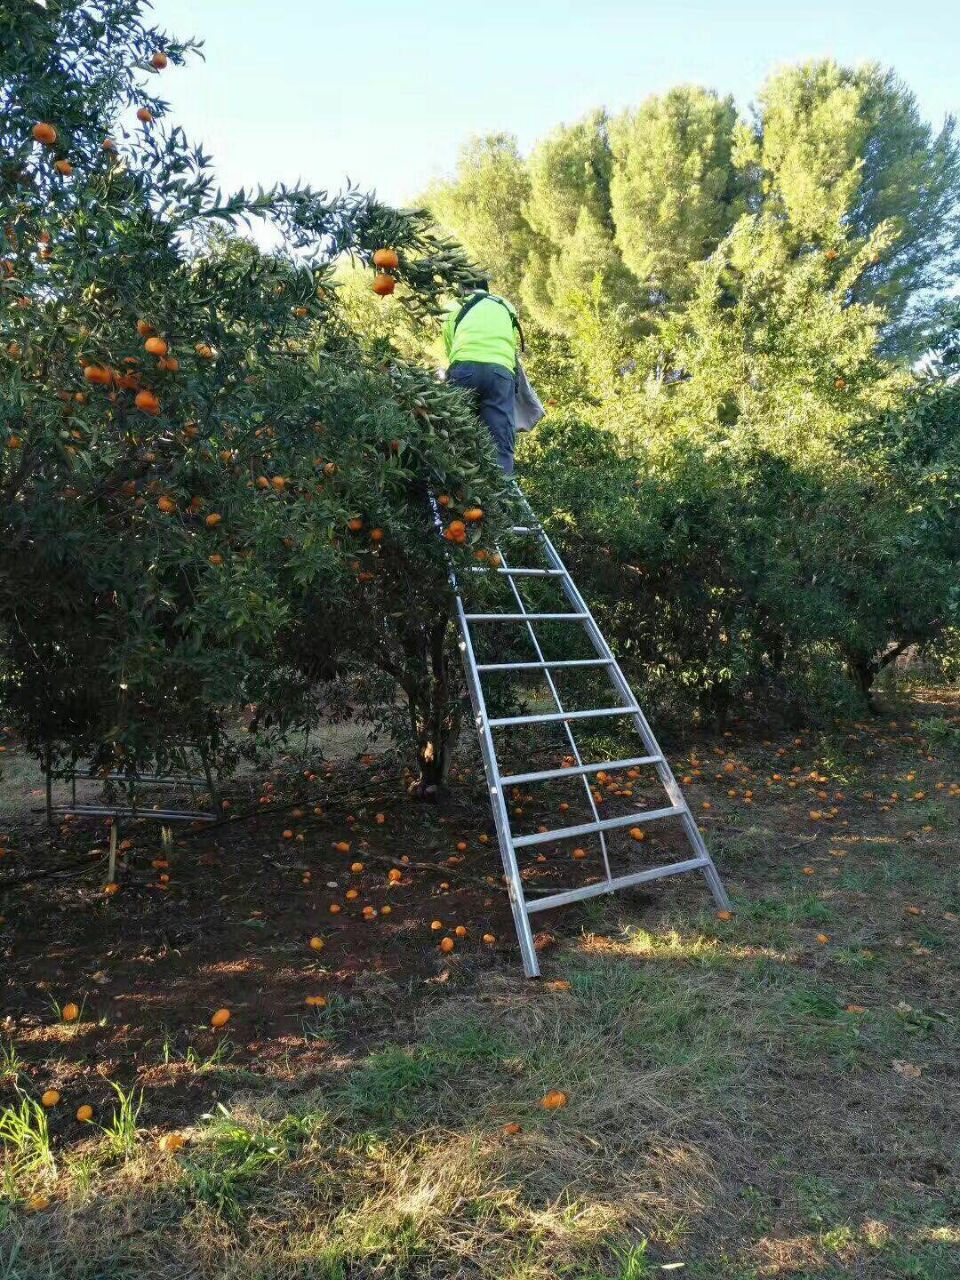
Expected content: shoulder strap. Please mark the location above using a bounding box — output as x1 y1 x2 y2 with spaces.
452 293 525 352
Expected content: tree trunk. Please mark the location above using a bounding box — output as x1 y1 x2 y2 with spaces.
407 618 463 799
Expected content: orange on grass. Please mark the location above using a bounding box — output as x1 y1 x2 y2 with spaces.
32 122 58 146
309 936 325 951
439 937 455 953
372 273 395 297
210 1007 231 1028
305 995 327 1007
541 1090 568 1110
61 1002 79 1022
76 1104 94 1122
715 909 733 922
208 554 224 566
430 919 443 931
158 1132 185 1152
482 933 496 944
41 1089 60 1108
205 513 222 527
103 881 120 896
372 248 399 270
502 1122 522 1135
27 1194 50 1211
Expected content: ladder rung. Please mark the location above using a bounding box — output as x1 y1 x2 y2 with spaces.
512 804 684 848
476 658 611 673
501 754 662 786
464 612 588 623
489 705 639 729
509 525 540 533
525 856 708 914
467 567 565 577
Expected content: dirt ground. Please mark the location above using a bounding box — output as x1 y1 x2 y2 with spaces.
1 689 959 1278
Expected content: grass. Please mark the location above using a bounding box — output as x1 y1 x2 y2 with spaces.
2 702 960 1277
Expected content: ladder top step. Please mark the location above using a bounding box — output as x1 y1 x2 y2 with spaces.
512 804 685 848
466 567 564 577
500 754 663 786
489 705 640 729
464 612 588 623
476 658 612 673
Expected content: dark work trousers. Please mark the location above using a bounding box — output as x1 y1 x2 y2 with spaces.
448 361 516 475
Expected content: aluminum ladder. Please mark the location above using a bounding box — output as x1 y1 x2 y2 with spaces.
442 486 730 978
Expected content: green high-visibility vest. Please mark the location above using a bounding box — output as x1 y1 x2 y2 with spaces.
443 292 520 373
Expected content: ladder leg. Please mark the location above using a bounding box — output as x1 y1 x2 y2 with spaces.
454 599 541 978
680 810 731 910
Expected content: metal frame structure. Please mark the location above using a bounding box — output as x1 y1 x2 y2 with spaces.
43 767 217 883
440 487 730 978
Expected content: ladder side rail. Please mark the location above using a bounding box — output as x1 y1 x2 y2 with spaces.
534 518 731 910
428 492 543 976
450 591 543 976
496 543 615 886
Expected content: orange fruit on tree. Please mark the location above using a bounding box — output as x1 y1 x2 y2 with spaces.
135 389 160 415
157 496 176 514
463 508 484 522
83 364 112 385
61 1002 79 1022
136 107 154 123
210 1007 231 1028
372 248 399 270
205 513 222 527
54 159 73 176
370 528 384 543
143 336 168 356
208 554 223 566
271 476 286 490
347 517 363 532
151 51 168 69
76 1104 94 1122
372 273 395 297
136 319 155 337
195 342 214 359
32 122 58 146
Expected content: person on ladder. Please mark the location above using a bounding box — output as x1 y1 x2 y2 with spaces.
443 279 522 476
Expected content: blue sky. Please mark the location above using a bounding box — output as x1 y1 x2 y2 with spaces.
153 0 959 208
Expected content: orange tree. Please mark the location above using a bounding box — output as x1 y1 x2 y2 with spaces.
0 0 510 790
